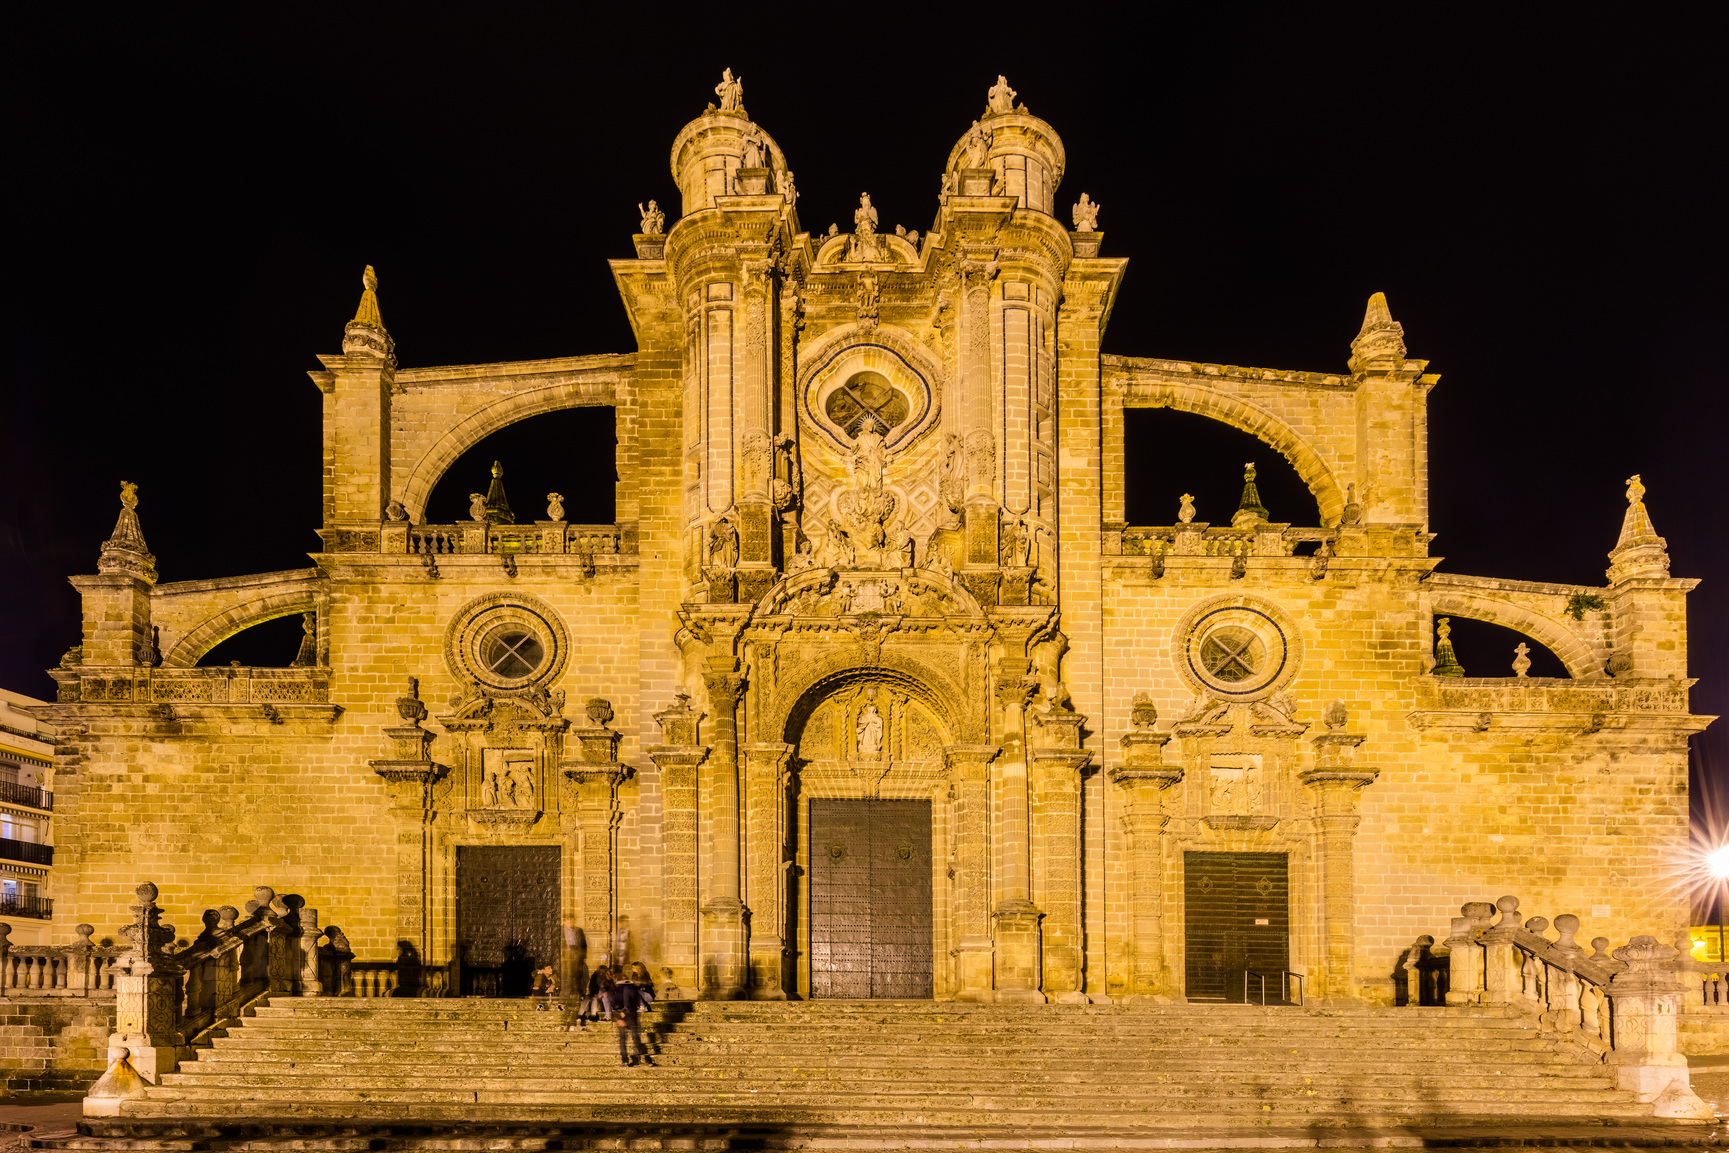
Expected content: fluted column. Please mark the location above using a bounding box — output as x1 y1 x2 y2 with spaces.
648 694 709 994
945 744 999 1002
700 663 747 998
743 741 793 998
1029 707 1090 1003
1302 727 1375 1002
1108 712 1179 999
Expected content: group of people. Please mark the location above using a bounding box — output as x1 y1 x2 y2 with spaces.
533 959 657 1066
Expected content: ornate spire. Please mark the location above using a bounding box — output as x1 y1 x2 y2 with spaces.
1607 473 1670 583
98 481 157 580
341 265 395 365
1431 617 1466 678
1231 462 1269 528
483 460 515 525
1348 291 1407 374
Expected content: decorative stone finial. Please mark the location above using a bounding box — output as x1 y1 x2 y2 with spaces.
1323 700 1348 731
396 677 428 725
585 698 615 728
1340 482 1363 527
1512 643 1531 678
638 200 665 236
1072 194 1100 232
1607 472 1670 582
714 68 744 113
1130 692 1158 731
1178 494 1196 524
341 265 395 363
483 461 514 525
1347 291 1407 374
1432 617 1466 678
98 480 158 580
986 75 1017 115
1231 463 1269 528
546 493 565 521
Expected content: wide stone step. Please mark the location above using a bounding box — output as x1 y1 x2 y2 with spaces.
182 1049 1606 1076
111 1092 1659 1127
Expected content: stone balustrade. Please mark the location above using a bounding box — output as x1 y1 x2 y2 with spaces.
0 923 127 997
1436 894 1712 1119
403 522 632 557
1111 524 1336 559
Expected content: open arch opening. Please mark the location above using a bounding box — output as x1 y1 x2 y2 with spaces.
419 407 616 526
1124 408 1322 527
194 612 310 668
1437 615 1571 679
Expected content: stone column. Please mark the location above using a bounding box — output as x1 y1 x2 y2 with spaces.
735 257 778 604
1301 727 1375 1002
700 663 747 999
945 745 999 1002
105 883 190 1086
1029 708 1090 1003
957 257 1000 576
368 685 449 964
992 672 1044 1003
1605 937 1713 1117
1478 895 1526 1004
1442 902 1495 1005
648 694 709 995
743 742 793 999
1108 702 1179 999
561 698 627 990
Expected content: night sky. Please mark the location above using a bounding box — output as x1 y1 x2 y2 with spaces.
2 11 1723 813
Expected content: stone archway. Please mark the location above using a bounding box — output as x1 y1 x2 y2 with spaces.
767 670 958 1000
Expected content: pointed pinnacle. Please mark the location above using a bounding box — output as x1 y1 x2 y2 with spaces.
353 264 384 330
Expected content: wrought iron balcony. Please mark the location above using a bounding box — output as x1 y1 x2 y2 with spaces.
0 893 52 919
0 840 52 866
0 781 52 811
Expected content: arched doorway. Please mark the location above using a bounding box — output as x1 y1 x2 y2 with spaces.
785 675 953 999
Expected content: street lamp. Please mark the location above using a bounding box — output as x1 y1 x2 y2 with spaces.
1709 848 1729 964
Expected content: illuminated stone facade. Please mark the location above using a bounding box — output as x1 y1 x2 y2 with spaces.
34 73 1706 1006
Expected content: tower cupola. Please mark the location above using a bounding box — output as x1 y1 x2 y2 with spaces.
942 75 1065 214
670 69 795 216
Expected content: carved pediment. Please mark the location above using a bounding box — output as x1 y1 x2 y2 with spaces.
438 684 569 733
759 566 981 621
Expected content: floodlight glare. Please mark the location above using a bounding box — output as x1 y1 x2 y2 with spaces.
1708 847 1729 879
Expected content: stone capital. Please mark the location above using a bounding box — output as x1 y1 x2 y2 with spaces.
943 744 1000 781
1107 763 1184 791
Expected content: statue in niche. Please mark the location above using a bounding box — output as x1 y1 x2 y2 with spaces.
963 120 990 168
638 200 665 236
786 536 818 573
714 69 743 112
1072 193 1101 232
939 433 965 520
772 433 802 511
708 517 739 569
480 770 500 808
742 127 765 169
986 75 1017 115
504 762 536 808
857 703 885 761
1000 513 1032 567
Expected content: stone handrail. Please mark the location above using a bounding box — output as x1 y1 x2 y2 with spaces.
406 522 628 557
93 881 326 1091
339 959 454 998
1438 894 1711 1119
1112 524 1337 560
0 922 128 997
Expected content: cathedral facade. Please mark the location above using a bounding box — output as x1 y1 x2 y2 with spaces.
38 74 1704 1006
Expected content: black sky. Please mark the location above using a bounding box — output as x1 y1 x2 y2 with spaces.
2 7 1724 802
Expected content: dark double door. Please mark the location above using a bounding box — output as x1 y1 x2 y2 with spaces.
810 799 933 998
1184 851 1290 1002
455 845 561 996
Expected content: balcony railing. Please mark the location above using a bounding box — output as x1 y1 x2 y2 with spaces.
0 894 51 920
0 782 52 811
0 840 52 866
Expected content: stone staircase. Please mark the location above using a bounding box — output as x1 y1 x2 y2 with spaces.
63 998 1713 1149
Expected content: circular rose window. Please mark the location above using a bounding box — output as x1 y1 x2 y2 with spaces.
824 371 910 437
445 593 568 693
1174 597 1301 700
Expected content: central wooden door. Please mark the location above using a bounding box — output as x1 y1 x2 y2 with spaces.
809 799 933 998
455 844 560 996
1183 850 1290 1002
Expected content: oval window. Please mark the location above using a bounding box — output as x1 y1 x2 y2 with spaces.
825 371 910 437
